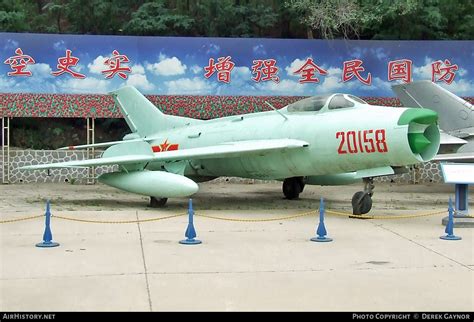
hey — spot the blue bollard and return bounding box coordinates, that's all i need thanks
[36,200,60,248]
[440,197,462,241]
[179,199,202,245]
[311,197,333,242]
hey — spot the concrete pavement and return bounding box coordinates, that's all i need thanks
[1,182,473,311]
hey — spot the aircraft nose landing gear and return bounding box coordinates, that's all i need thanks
[352,178,374,215]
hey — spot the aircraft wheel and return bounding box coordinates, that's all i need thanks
[351,191,372,215]
[149,196,168,208]
[282,178,302,200]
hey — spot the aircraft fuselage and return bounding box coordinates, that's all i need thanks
[145,105,438,180]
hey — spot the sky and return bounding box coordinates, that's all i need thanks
[0,32,472,97]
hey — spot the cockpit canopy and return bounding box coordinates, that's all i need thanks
[287,94,367,113]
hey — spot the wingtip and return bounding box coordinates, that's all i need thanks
[57,146,75,150]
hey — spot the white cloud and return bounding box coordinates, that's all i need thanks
[206,44,220,55]
[411,56,472,96]
[257,65,345,95]
[165,77,215,95]
[321,66,388,93]
[413,57,433,80]
[457,68,467,77]
[125,64,154,91]
[146,56,187,76]
[326,66,390,94]
[316,77,345,94]
[130,64,145,75]
[0,75,17,92]
[88,55,107,75]
[233,66,251,80]
[252,44,267,56]
[28,63,53,78]
[296,66,391,96]
[75,64,85,72]
[414,57,468,83]
[158,52,167,61]
[126,73,154,91]
[256,79,307,95]
[285,58,312,77]
[4,39,19,50]
[284,66,343,94]
[190,65,202,74]
[350,47,367,59]
[53,40,66,51]
[0,75,58,93]
[57,77,111,94]
[439,79,474,96]
[256,62,395,96]
[358,77,392,93]
[372,47,388,61]
[0,75,59,94]
[326,66,342,75]
[213,66,256,94]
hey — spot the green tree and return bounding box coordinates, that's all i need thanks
[192,0,278,37]
[0,0,30,32]
[357,0,474,40]
[0,0,471,40]
[63,0,134,34]
[124,0,194,36]
[43,0,67,32]
[359,0,439,40]
[437,0,474,40]
[285,0,361,39]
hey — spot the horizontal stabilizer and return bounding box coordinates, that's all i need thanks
[434,153,474,163]
[438,132,468,154]
[439,132,467,145]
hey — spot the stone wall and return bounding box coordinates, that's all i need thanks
[0,152,3,181]
[4,149,116,184]
[374,162,443,184]
[2,149,444,185]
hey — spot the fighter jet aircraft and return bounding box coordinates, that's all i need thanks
[392,80,474,162]
[21,86,440,214]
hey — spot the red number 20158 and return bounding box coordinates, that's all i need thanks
[336,129,388,154]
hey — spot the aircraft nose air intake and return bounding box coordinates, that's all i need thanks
[398,108,440,161]
[408,132,431,153]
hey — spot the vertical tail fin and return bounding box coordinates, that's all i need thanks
[110,86,167,137]
[392,80,474,132]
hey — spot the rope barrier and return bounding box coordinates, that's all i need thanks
[52,213,186,224]
[0,214,44,224]
[194,210,316,222]
[326,209,448,219]
[1,208,472,224]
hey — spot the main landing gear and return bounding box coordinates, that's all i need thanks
[282,177,305,200]
[149,196,168,208]
[351,178,374,215]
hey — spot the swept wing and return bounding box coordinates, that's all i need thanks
[20,139,309,170]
